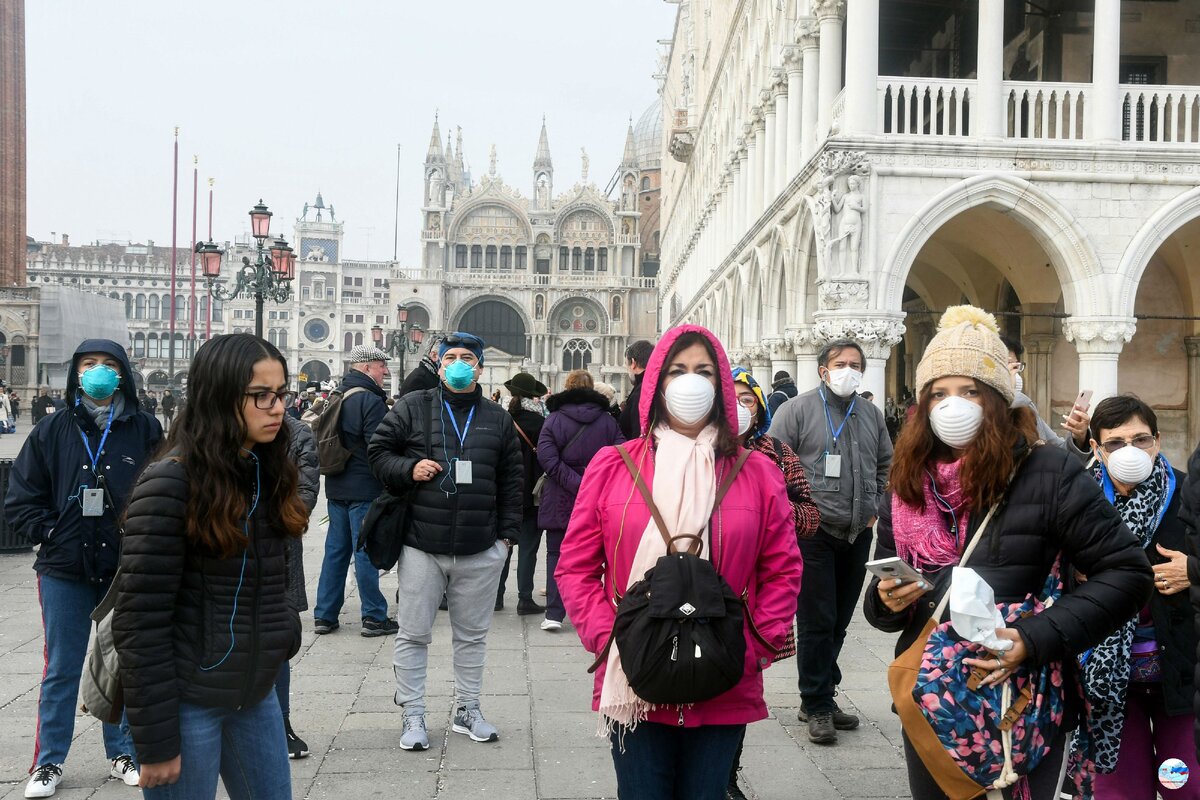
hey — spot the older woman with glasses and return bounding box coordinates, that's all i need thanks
[1069,395,1198,799]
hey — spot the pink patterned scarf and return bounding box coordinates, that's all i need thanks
[892,460,972,573]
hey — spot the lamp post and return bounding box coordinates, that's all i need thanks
[195,200,296,341]
[372,305,426,393]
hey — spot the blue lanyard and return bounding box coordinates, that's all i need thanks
[75,400,115,474]
[443,403,475,451]
[819,388,856,448]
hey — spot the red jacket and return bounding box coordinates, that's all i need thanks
[555,324,803,727]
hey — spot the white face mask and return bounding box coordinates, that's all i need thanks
[1105,444,1155,485]
[736,403,754,436]
[663,372,716,425]
[929,395,984,449]
[825,367,862,398]
[1012,372,1024,394]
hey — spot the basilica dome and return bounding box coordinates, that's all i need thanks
[633,98,663,171]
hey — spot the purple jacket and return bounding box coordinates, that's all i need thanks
[536,388,625,531]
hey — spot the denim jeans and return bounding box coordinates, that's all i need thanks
[610,722,745,800]
[795,528,872,714]
[497,512,542,601]
[33,573,134,769]
[274,660,291,717]
[544,528,566,622]
[142,693,291,800]
[314,499,387,622]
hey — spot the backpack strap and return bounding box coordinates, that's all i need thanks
[513,423,536,451]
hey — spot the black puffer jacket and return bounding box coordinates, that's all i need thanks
[369,385,523,555]
[113,457,302,765]
[864,443,1153,667]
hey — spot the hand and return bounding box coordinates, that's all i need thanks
[867,517,878,529]
[1154,544,1190,596]
[139,756,181,789]
[1061,406,1091,448]
[877,577,930,614]
[412,459,443,482]
[963,628,1029,687]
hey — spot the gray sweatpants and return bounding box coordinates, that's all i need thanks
[393,540,508,713]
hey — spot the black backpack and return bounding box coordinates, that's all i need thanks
[588,445,773,706]
[311,387,369,476]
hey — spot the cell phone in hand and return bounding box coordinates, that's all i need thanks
[1074,389,1093,413]
[866,557,925,585]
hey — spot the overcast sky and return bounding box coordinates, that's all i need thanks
[26,1,677,264]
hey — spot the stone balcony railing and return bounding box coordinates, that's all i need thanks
[430,269,656,290]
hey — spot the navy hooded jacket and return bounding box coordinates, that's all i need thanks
[324,367,388,503]
[5,339,163,584]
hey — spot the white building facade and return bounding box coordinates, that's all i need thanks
[659,0,1200,463]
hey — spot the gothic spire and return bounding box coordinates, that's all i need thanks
[533,116,553,172]
[426,113,445,163]
[621,115,638,170]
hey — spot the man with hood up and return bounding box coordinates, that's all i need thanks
[6,339,162,798]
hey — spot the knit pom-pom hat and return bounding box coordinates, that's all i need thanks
[914,305,1015,403]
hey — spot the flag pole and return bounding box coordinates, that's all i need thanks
[168,127,179,394]
[207,177,214,339]
[393,144,401,262]
[190,156,198,346]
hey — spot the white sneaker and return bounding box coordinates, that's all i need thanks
[540,618,563,631]
[25,764,63,798]
[110,755,140,786]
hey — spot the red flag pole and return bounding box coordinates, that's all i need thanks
[207,177,213,339]
[190,156,198,344]
[168,127,179,390]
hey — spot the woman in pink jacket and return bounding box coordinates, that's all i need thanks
[556,325,803,799]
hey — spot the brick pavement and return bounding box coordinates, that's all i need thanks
[0,426,910,799]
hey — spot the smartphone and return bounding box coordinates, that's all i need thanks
[866,557,925,585]
[1074,389,1094,413]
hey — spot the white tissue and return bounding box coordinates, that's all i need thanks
[948,567,1013,652]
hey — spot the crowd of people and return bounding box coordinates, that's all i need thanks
[9,309,1200,799]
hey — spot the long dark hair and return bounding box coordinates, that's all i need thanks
[890,381,1039,511]
[646,332,740,457]
[163,334,307,556]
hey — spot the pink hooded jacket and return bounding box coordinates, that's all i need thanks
[555,325,803,727]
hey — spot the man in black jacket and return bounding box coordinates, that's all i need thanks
[398,342,442,397]
[767,370,798,415]
[7,339,162,796]
[368,331,522,752]
[617,339,653,440]
[31,387,54,424]
[312,345,397,638]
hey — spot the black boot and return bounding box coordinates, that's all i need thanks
[284,716,309,759]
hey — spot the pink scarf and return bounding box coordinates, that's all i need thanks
[599,423,718,737]
[892,460,972,573]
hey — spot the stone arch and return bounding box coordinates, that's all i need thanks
[452,295,531,356]
[448,198,533,243]
[554,201,616,241]
[546,295,609,336]
[879,174,1105,316]
[1114,186,1200,319]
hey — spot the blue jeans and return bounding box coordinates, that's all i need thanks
[314,499,387,622]
[610,722,745,800]
[33,573,134,769]
[142,693,291,800]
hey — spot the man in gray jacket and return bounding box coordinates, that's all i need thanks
[768,338,892,745]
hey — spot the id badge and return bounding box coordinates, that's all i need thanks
[82,488,105,517]
[824,454,842,479]
[455,460,474,485]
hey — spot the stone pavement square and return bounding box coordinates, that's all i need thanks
[0,428,909,798]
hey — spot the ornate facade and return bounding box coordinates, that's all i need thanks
[659,0,1200,464]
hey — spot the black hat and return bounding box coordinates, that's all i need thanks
[504,372,548,398]
[773,370,791,382]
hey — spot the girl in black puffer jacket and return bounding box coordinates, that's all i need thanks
[113,334,308,797]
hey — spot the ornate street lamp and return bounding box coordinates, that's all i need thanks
[196,200,295,340]
[375,304,428,385]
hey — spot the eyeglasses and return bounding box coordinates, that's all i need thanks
[1008,361,1026,373]
[736,395,760,409]
[1098,434,1156,454]
[245,390,296,410]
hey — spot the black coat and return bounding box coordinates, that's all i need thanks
[5,340,162,585]
[30,395,54,422]
[618,372,644,441]
[369,386,523,555]
[324,369,388,503]
[399,358,441,397]
[1176,446,1200,748]
[864,443,1153,669]
[509,405,545,513]
[112,457,302,765]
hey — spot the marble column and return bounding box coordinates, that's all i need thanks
[784,48,803,178]
[1090,0,1122,141]
[1063,317,1137,407]
[1023,333,1056,425]
[744,124,759,226]
[976,0,1005,138]
[772,76,788,195]
[811,314,906,411]
[843,0,878,135]
[814,1,845,139]
[762,92,777,207]
[800,22,822,161]
[1186,336,1200,450]
[790,328,823,394]
[752,113,767,220]
[764,337,793,385]
[748,346,774,391]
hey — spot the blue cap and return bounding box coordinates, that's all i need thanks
[438,331,486,364]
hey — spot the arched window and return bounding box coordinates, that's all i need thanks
[485,245,497,269]
[500,246,512,270]
[559,247,570,271]
[123,293,133,317]
[611,296,622,321]
[133,332,145,357]
[268,329,278,346]
[199,296,208,320]
[641,176,650,191]
[598,247,608,272]
[211,299,223,322]
[354,332,364,346]
[455,245,468,268]
[175,295,187,321]
[515,246,527,270]
[344,332,353,352]
[584,248,595,271]
[572,248,582,271]
[561,338,593,372]
[149,294,160,319]
[173,334,185,359]
[161,294,171,319]
[148,333,159,358]
[135,295,147,319]
[470,245,482,269]
[277,329,288,349]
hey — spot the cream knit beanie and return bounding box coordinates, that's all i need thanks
[914,305,1015,403]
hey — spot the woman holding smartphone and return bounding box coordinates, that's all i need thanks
[113,334,307,798]
[863,306,1152,799]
